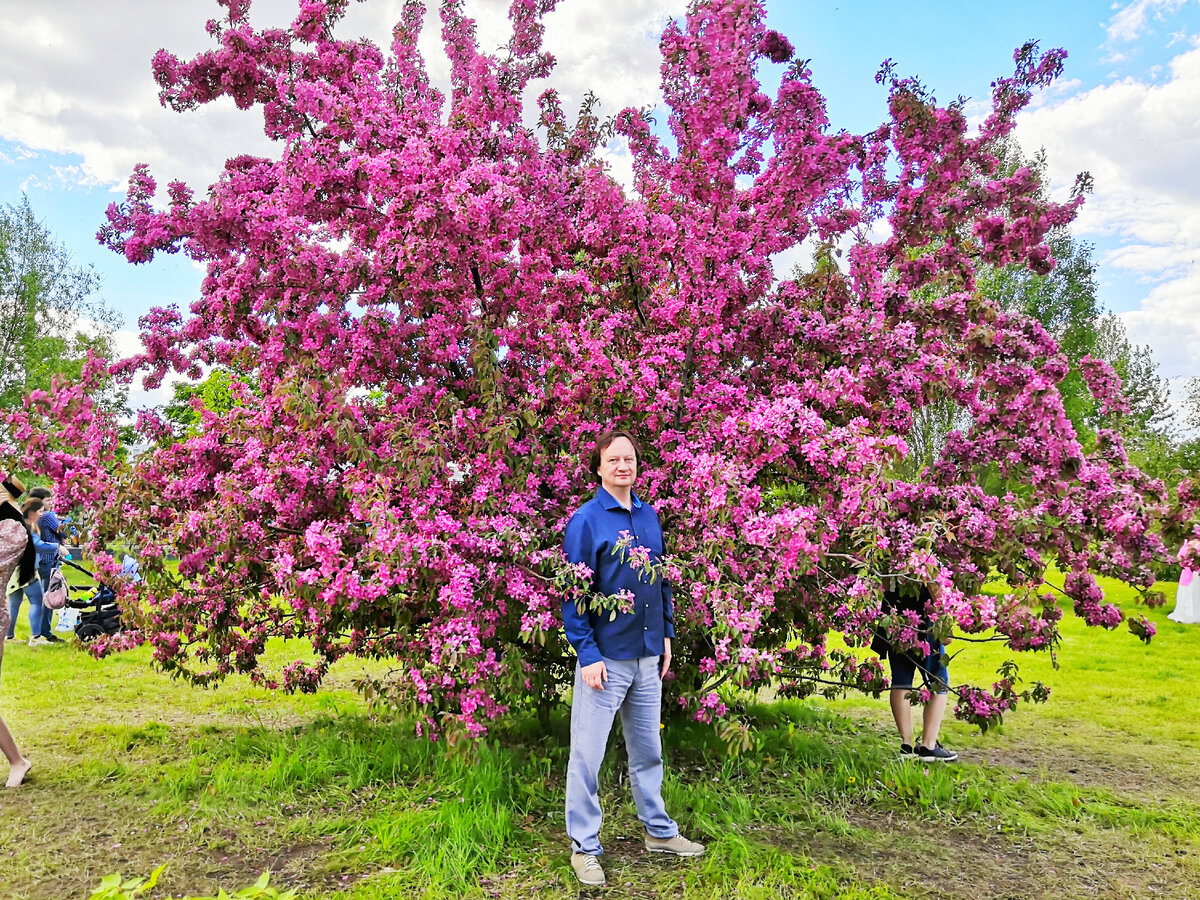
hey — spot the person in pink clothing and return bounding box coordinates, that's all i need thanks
[0,473,35,787]
[1170,538,1200,624]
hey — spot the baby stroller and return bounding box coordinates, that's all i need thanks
[60,556,138,642]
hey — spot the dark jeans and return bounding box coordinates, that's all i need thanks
[8,578,50,639]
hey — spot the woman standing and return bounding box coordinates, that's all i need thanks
[1169,538,1200,624]
[0,473,35,787]
[6,499,62,645]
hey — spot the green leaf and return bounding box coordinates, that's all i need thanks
[141,864,167,893]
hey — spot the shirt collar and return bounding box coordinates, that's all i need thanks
[596,485,642,510]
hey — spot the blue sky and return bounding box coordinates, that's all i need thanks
[2,0,1198,401]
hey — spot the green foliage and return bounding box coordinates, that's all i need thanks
[1093,315,1173,443]
[87,865,166,900]
[161,368,252,440]
[0,196,123,414]
[88,869,295,900]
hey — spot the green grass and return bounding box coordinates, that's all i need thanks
[1,570,1198,898]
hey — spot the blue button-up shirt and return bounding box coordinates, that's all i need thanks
[562,486,676,667]
[39,510,62,543]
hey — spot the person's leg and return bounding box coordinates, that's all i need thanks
[917,653,951,749]
[0,716,30,787]
[0,609,29,786]
[921,692,948,747]
[4,590,18,640]
[25,581,46,639]
[565,658,635,857]
[620,656,679,840]
[888,650,917,745]
[889,690,914,745]
[33,576,55,637]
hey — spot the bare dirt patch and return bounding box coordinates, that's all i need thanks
[973,739,1200,805]
[798,806,1199,900]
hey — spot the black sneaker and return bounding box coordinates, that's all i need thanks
[916,742,958,763]
[41,634,63,643]
[899,743,918,759]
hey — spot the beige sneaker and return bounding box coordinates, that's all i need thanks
[645,832,706,857]
[570,852,605,886]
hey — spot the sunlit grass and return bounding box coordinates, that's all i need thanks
[1,571,1198,898]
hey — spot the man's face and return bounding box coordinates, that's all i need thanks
[597,436,637,491]
[42,494,53,511]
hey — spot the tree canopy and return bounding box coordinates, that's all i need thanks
[11,0,1197,741]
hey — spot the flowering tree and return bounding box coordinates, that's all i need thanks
[12,0,1198,741]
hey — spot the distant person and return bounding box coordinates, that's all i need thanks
[874,577,958,763]
[28,486,64,588]
[561,429,704,887]
[6,498,64,645]
[1169,538,1200,624]
[0,473,36,786]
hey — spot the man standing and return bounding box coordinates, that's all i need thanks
[876,577,958,763]
[562,429,704,886]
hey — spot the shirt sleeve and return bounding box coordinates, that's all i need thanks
[662,576,676,640]
[30,529,55,551]
[655,509,676,640]
[562,511,604,667]
[40,512,62,542]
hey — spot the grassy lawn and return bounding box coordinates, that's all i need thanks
[0,572,1197,899]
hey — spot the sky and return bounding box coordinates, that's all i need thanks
[1,0,1198,412]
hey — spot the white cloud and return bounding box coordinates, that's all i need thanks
[1118,270,1200,377]
[107,327,187,414]
[1105,0,1189,43]
[1017,42,1200,378]
[0,0,683,199]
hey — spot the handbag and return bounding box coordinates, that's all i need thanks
[42,566,69,611]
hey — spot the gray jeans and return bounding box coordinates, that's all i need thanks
[565,655,678,855]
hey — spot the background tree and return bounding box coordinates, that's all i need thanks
[902,186,1173,478]
[0,197,121,412]
[1186,377,1200,433]
[12,0,1196,742]
[161,368,252,441]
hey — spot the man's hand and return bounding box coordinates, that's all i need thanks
[581,660,608,691]
[660,637,672,678]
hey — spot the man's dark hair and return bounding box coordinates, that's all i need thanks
[29,487,52,501]
[589,429,643,482]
